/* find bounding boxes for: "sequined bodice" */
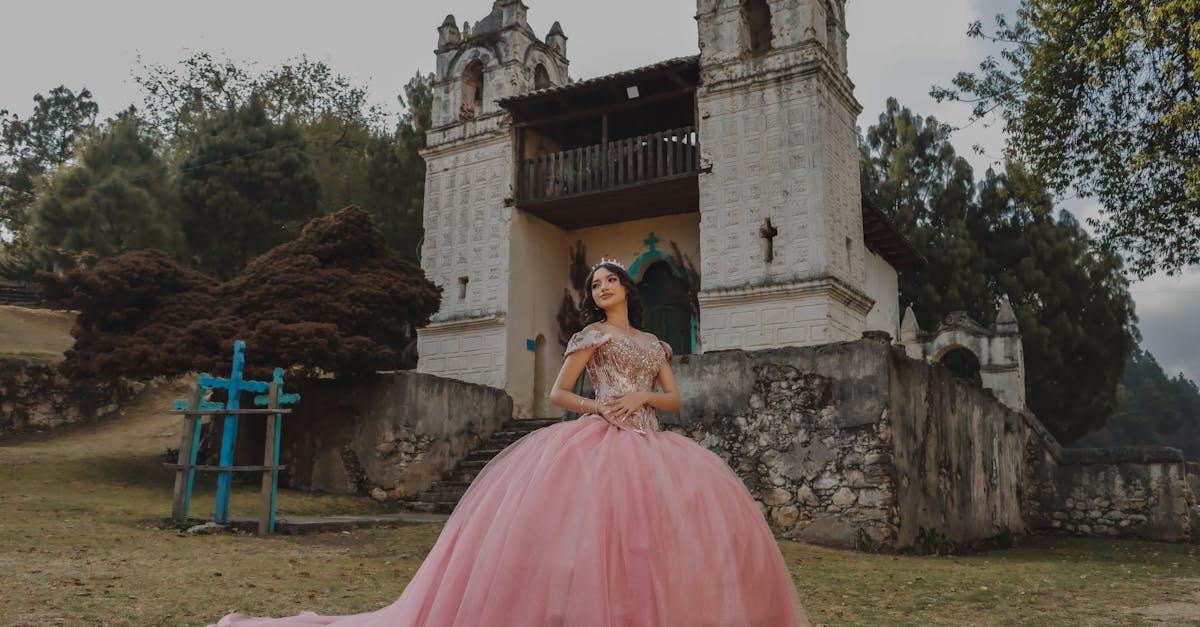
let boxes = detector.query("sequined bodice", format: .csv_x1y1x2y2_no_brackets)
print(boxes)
565,328,673,432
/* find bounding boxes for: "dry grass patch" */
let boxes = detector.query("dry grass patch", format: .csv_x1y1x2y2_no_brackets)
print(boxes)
0,384,1196,626
0,305,75,365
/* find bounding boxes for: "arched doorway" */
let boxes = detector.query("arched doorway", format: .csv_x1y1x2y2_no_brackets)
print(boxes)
935,346,983,386
532,334,555,417
637,261,694,355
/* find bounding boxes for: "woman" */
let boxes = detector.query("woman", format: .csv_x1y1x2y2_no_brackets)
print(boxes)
212,260,807,627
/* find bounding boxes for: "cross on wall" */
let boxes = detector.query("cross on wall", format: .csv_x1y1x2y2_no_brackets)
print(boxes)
759,218,779,263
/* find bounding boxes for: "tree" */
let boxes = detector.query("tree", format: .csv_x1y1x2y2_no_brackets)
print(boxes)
136,54,427,260
0,87,99,276
29,109,181,266
362,73,433,260
861,98,1137,442
177,96,319,280
135,53,385,142
932,1,1200,277
1077,348,1200,459
976,165,1137,441
859,98,992,324
39,206,441,380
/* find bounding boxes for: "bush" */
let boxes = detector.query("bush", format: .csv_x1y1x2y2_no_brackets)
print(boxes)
38,206,440,380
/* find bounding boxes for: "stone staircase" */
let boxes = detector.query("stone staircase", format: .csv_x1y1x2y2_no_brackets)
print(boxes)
406,417,562,514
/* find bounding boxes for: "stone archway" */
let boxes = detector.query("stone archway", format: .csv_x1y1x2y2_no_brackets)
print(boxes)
933,344,983,386
899,297,1026,412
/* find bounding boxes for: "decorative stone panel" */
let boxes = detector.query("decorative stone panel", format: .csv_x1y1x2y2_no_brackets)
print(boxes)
417,316,506,389
421,138,513,323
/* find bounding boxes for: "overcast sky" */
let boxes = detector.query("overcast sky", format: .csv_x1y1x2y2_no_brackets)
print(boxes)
2,0,1196,383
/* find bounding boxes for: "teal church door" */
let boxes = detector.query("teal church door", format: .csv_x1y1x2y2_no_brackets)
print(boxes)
637,262,693,355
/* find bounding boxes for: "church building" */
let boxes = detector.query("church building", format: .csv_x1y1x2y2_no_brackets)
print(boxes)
416,0,921,417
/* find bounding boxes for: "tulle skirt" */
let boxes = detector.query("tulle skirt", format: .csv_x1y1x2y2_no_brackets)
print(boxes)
212,417,808,627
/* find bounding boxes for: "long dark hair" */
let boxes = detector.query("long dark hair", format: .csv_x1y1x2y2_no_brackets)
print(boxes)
580,262,643,328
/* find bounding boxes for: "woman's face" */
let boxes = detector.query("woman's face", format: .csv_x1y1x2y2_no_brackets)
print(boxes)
590,266,626,310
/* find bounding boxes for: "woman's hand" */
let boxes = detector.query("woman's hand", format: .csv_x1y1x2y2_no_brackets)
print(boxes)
602,392,647,426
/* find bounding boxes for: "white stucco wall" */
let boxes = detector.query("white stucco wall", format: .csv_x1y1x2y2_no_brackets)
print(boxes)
505,211,570,417
864,250,900,338
570,213,701,278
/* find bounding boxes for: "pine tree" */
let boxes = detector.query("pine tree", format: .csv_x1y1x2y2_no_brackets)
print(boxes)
178,97,319,280
861,98,1137,442
30,109,181,265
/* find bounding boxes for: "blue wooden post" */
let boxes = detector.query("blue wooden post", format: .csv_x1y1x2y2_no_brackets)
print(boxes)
201,341,269,523
254,368,300,534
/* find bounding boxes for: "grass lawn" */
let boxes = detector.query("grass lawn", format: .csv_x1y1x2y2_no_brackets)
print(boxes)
0,381,1197,626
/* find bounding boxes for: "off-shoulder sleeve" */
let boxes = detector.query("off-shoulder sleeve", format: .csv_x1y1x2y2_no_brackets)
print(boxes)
659,340,674,361
564,328,612,357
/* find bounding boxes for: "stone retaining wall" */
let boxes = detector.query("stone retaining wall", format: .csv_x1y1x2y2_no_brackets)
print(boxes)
276,371,512,498
665,339,1192,549
0,362,141,436
1044,448,1193,540
887,354,1027,549
664,341,905,549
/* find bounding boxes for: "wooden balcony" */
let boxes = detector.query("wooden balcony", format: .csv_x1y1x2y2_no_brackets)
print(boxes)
516,126,699,229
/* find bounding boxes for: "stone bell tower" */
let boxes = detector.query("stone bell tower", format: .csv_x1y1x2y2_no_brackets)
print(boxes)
695,0,871,351
417,0,569,391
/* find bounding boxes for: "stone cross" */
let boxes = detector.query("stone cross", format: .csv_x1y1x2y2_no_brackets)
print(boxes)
759,218,779,263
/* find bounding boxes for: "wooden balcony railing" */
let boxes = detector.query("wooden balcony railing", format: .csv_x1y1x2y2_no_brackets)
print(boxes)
518,126,698,204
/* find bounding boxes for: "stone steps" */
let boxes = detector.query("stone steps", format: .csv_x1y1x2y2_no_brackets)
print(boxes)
406,417,561,514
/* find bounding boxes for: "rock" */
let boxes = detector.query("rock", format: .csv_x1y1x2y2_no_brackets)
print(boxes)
370,487,389,502
798,517,856,547
857,488,883,508
187,522,226,535
762,487,790,506
831,487,856,507
795,485,817,506
772,505,800,528
813,473,839,490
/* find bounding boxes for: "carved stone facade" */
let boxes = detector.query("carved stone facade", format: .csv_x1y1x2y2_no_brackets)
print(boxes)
418,1,570,398
695,0,872,350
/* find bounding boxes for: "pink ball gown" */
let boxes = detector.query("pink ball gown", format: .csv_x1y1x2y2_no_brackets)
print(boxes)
212,328,808,626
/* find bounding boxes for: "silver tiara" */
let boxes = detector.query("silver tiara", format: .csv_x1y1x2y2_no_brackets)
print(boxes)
591,257,626,271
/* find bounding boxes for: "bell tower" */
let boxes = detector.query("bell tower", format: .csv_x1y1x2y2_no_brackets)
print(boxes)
418,1,569,395
694,0,870,350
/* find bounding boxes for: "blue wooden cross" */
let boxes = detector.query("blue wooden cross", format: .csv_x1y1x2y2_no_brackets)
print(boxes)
252,367,300,533
201,340,270,523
